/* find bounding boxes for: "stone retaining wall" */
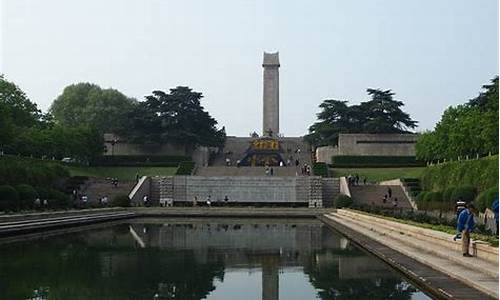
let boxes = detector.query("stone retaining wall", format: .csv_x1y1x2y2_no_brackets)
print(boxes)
150,175,326,207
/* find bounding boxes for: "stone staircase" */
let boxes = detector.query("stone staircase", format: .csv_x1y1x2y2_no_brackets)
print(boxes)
349,184,412,209
325,209,499,298
195,166,301,177
322,178,340,207
80,179,136,204
212,136,312,166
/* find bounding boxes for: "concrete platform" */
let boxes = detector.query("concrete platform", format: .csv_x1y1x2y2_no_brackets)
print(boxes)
321,210,498,299
131,206,331,218
0,210,136,236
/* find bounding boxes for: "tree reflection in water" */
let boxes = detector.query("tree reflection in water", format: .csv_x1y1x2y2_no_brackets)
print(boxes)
0,219,426,300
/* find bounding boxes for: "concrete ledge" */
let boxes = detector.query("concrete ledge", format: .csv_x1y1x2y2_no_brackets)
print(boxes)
319,215,496,300
332,212,499,282
325,211,498,298
341,209,498,264
128,207,333,218
0,211,136,236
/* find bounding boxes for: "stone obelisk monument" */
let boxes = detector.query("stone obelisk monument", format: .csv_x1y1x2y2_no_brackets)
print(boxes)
262,52,280,137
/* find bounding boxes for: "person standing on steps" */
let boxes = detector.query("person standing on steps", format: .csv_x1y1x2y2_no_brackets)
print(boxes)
457,203,477,257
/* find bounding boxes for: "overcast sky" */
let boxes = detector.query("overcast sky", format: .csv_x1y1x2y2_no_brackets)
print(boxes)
1,0,498,136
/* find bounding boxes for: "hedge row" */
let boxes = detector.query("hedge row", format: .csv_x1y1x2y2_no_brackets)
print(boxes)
0,157,69,187
415,185,499,213
335,194,353,208
175,161,196,175
417,186,477,203
312,162,328,177
420,155,498,193
331,155,424,168
0,184,71,211
91,155,190,167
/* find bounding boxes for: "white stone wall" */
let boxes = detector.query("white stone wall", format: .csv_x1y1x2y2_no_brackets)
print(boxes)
152,175,325,206
316,146,339,163
337,133,417,156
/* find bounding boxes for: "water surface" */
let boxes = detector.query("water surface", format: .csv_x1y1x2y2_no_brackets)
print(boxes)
0,218,431,300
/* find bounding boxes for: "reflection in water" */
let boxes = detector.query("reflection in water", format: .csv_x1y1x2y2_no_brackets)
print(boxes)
0,218,430,300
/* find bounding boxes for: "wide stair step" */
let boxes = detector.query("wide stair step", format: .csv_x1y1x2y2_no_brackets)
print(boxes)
325,210,499,298
350,185,412,209
195,166,300,177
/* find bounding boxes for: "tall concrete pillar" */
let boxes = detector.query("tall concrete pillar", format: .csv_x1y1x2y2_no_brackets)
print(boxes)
262,52,280,137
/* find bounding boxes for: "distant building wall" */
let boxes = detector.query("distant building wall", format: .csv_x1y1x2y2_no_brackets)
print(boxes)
337,134,417,156
315,146,339,163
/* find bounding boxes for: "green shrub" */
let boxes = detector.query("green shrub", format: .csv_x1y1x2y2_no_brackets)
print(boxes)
442,187,455,203
401,178,420,183
15,184,38,209
335,194,353,208
420,156,498,192
312,162,328,177
422,191,441,202
331,156,424,168
451,186,477,203
0,157,69,187
0,185,19,211
36,187,72,209
476,186,499,212
175,161,196,175
111,194,130,207
416,191,428,202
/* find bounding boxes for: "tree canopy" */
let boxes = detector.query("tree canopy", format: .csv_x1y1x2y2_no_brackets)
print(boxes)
305,89,417,146
50,83,136,134
127,86,226,150
416,77,499,161
0,77,103,161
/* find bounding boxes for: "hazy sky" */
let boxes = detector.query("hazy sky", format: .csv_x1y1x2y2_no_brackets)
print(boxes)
1,0,498,136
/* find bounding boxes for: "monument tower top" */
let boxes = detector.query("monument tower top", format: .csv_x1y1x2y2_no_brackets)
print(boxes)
263,52,280,67
262,52,280,137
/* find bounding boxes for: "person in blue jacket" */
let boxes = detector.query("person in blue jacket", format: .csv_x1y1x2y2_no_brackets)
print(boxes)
492,197,499,235
457,203,477,257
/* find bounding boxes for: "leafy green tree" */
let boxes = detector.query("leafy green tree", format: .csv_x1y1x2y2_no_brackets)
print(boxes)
416,77,499,161
0,75,42,128
127,86,226,150
49,83,136,134
306,89,417,146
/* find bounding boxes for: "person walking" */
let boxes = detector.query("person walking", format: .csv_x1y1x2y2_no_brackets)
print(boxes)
270,167,274,176
387,187,392,198
206,195,212,207
457,203,477,257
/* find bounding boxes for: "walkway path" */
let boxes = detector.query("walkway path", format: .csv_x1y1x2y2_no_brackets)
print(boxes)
322,209,498,299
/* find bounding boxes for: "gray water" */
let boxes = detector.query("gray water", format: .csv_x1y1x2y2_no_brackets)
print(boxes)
0,218,432,300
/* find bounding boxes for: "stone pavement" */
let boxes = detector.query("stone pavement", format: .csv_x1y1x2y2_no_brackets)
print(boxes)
349,184,413,209
324,209,498,299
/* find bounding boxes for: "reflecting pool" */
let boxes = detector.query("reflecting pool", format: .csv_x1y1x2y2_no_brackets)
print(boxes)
0,218,432,300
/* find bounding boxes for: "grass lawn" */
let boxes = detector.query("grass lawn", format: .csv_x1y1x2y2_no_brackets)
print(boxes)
67,166,177,181
330,167,425,182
